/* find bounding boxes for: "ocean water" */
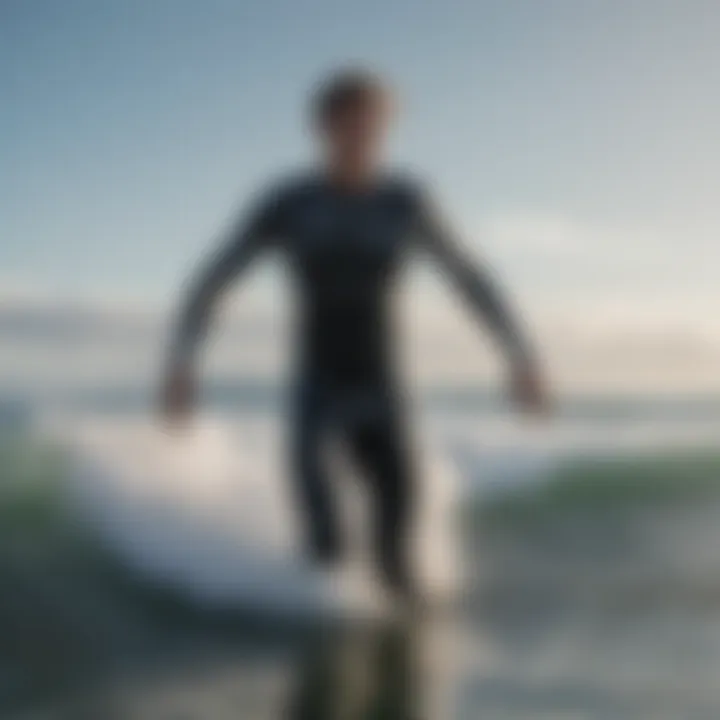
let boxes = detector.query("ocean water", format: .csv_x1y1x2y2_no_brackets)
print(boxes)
2,387,720,719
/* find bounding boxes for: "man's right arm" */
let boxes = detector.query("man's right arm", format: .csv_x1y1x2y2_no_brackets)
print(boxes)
410,182,549,415
161,188,286,421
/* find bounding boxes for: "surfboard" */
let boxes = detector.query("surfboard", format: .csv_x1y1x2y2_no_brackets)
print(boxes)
56,415,463,620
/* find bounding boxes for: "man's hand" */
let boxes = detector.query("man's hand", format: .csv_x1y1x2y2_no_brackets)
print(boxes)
159,363,196,427
509,363,550,417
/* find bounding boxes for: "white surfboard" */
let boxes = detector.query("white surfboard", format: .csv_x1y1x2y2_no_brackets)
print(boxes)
54,415,463,620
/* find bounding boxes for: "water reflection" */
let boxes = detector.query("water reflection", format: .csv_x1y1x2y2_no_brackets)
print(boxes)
287,621,421,720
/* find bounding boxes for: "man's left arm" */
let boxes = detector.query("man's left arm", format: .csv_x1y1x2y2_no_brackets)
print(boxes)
413,186,547,411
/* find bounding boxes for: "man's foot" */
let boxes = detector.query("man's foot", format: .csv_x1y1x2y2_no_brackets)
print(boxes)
309,536,344,568
380,563,426,617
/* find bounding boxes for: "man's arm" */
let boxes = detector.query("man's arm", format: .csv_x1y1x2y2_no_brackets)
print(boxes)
161,189,286,421
413,187,546,411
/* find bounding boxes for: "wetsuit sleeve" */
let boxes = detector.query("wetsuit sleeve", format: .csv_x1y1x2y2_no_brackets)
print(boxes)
167,188,287,369
413,187,535,371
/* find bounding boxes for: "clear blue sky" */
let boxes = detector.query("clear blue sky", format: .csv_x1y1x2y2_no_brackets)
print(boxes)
3,0,719,302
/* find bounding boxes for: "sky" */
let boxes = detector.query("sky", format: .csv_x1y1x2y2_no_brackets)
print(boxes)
2,0,720,391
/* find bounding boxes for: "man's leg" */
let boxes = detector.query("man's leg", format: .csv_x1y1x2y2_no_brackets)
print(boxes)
291,384,343,565
346,409,416,597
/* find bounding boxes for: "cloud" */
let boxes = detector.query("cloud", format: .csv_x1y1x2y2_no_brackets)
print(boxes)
0,283,718,396
481,211,720,296
2,205,719,397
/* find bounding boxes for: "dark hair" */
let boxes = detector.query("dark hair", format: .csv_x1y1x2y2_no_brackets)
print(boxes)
312,68,390,128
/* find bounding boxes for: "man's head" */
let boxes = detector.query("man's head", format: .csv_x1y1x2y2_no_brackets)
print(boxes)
311,69,394,183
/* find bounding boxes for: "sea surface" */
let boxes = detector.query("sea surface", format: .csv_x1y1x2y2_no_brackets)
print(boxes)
2,385,720,719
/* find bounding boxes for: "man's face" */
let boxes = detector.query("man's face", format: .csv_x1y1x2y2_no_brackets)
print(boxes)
321,97,391,176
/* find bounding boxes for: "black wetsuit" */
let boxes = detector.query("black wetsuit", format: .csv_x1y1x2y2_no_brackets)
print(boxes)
170,172,532,595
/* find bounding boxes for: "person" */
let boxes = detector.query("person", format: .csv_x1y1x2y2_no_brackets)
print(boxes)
160,68,548,602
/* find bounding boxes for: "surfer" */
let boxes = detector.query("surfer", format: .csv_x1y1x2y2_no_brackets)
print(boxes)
160,69,548,602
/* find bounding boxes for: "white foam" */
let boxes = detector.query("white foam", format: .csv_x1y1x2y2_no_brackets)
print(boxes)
53,414,463,619
43,404,720,620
